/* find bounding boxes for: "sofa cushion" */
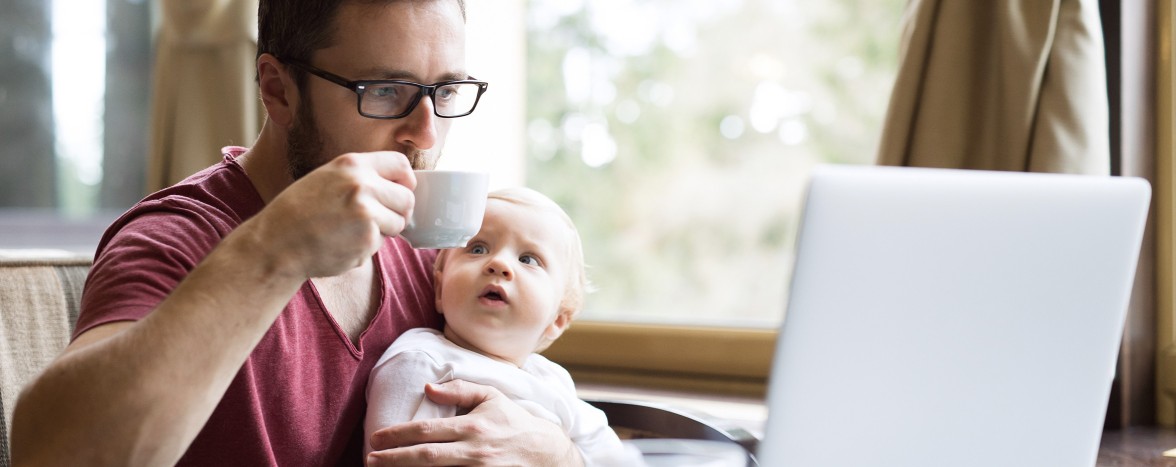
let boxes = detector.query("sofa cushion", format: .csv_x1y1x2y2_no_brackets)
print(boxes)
0,250,91,467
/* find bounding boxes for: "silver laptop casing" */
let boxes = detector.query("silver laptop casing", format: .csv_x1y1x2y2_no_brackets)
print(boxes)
759,165,1150,467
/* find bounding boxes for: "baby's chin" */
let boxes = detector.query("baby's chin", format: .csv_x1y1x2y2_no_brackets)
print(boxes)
445,327,532,366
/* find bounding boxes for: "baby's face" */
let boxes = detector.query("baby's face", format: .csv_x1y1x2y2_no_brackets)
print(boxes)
435,199,572,366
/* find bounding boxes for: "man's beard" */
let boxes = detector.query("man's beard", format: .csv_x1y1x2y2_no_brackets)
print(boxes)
286,100,439,181
285,97,324,181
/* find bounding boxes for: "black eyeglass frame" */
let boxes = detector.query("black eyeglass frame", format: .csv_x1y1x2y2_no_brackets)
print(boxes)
281,58,489,119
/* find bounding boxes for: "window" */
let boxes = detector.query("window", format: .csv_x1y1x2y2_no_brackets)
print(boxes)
0,0,150,250
444,1,907,392
518,0,905,327
4,0,905,329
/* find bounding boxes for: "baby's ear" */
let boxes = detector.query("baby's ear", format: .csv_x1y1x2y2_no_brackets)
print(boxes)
543,310,573,342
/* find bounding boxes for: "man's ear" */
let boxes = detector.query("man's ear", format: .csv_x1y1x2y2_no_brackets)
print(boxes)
257,53,298,128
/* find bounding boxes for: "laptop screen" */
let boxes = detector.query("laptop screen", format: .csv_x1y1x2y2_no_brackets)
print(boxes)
758,165,1150,467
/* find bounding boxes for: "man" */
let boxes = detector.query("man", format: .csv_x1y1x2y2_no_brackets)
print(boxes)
11,0,585,465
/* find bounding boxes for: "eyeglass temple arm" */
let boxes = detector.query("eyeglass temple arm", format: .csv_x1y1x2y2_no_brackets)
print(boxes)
285,58,355,89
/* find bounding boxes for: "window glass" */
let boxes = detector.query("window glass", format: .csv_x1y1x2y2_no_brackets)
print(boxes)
0,1,149,212
0,0,150,250
525,0,905,326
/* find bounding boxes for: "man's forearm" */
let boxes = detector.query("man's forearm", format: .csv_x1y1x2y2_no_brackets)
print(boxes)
10,222,306,466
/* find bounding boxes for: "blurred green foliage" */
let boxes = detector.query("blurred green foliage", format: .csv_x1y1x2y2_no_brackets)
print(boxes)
526,0,905,326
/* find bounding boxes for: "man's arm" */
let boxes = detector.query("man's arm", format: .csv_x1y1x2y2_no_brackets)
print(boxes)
10,152,417,466
367,380,585,467
12,233,306,466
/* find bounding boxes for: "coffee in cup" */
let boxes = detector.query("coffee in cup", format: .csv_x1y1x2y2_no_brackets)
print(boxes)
400,170,490,249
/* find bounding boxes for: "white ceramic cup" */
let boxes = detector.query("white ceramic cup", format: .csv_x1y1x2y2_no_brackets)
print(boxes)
399,170,490,249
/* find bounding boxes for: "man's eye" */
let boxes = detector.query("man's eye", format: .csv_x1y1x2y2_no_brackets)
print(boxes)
371,86,401,98
436,86,457,100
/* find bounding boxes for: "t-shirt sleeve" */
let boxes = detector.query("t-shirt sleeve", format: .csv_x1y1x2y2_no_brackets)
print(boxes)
364,349,457,456
74,198,231,339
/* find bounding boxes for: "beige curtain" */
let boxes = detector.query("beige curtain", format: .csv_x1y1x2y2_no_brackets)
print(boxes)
148,0,262,192
876,0,1109,174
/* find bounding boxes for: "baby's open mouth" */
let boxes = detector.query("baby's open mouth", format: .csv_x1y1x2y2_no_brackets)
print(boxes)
480,285,508,304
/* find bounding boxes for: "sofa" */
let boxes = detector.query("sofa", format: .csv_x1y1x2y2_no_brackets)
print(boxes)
0,250,91,467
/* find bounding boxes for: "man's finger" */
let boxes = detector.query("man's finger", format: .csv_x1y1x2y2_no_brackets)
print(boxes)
367,444,472,467
363,199,407,238
362,151,417,190
369,416,463,451
423,380,504,409
366,176,415,219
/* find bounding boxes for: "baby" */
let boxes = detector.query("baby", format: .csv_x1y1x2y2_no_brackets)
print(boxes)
364,187,641,465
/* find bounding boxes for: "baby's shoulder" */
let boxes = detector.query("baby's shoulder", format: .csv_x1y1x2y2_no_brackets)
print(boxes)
523,354,576,387
374,328,447,365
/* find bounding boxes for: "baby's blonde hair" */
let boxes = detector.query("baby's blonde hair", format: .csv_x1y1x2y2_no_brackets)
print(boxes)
434,187,591,350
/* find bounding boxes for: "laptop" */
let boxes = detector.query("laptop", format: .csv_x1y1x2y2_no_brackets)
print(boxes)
757,165,1151,467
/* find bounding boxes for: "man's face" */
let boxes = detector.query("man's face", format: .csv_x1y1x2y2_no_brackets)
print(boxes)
287,0,467,179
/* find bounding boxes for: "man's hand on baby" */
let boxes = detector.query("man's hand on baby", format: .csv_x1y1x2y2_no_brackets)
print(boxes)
366,379,584,467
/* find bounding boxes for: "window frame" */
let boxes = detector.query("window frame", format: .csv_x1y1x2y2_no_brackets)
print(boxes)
542,322,776,397
1155,0,1176,427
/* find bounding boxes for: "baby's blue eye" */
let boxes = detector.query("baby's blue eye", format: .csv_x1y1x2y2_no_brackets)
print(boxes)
470,245,488,254
519,254,539,266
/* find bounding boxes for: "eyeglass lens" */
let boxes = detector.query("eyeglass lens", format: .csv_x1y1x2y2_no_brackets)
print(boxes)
361,82,482,118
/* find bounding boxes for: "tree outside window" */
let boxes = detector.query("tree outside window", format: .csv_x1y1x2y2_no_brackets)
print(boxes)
525,0,905,326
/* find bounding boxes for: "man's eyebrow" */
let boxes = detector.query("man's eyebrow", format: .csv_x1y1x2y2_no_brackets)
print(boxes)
355,67,470,82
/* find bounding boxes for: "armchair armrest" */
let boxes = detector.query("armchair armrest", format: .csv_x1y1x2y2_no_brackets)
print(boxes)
584,398,760,465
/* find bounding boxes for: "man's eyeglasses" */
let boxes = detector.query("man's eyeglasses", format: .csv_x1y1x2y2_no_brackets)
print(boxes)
281,58,489,119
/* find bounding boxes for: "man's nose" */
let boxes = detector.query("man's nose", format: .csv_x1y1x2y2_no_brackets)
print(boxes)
393,96,438,150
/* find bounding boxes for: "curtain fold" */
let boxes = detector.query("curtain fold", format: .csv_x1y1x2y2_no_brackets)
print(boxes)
876,0,1109,174
148,0,262,193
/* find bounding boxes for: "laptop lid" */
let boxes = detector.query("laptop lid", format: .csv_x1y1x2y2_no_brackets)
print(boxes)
757,165,1150,467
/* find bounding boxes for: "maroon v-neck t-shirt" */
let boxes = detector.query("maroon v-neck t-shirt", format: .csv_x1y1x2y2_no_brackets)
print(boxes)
75,147,441,466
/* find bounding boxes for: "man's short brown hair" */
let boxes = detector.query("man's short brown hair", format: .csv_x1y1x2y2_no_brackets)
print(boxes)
256,0,466,89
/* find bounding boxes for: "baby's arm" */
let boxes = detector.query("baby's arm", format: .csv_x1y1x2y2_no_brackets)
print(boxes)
544,361,646,466
570,399,647,466
364,350,456,456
